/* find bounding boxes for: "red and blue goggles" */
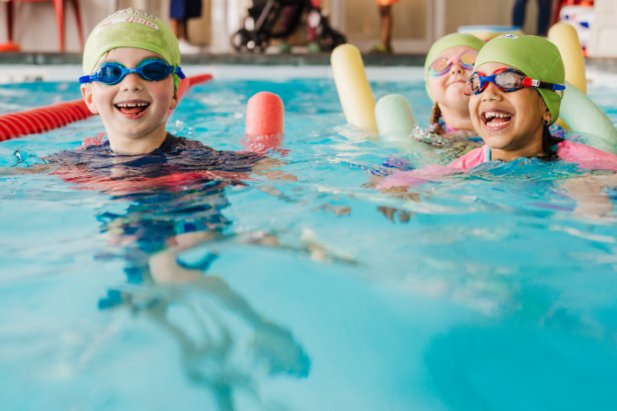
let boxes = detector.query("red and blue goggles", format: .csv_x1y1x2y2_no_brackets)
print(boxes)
464,68,566,96
79,58,185,85
428,50,477,77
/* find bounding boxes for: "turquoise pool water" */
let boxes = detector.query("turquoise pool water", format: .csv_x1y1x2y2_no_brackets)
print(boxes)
1,66,617,410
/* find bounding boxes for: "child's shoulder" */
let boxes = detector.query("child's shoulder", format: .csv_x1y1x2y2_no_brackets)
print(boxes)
158,134,214,153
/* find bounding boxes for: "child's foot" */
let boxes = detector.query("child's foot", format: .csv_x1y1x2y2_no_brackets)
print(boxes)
178,39,201,54
307,41,321,53
278,42,291,54
369,43,393,54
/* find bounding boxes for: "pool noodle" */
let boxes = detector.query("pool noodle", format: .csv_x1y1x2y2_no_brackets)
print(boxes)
375,94,416,151
560,81,617,154
548,23,617,152
548,22,587,94
0,74,213,142
374,93,439,161
330,44,378,134
243,91,284,154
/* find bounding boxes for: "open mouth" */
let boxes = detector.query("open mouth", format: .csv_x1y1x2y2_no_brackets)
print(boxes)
114,101,150,116
482,110,512,130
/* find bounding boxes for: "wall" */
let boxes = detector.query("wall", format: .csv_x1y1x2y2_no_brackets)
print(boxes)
0,0,540,54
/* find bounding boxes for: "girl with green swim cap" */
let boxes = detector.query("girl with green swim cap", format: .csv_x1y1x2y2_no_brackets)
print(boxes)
453,34,617,167
379,35,617,191
409,33,484,163
423,33,484,137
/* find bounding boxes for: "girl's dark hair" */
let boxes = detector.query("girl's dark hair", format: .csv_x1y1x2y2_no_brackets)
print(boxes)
429,102,445,135
541,125,563,161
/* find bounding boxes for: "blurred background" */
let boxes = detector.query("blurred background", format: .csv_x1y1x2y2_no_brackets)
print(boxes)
0,0,611,56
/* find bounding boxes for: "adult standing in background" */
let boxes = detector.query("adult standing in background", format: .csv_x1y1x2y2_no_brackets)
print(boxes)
512,0,553,36
371,0,399,53
170,0,203,53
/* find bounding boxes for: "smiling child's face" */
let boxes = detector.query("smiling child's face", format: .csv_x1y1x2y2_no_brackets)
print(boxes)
469,62,549,161
81,47,178,155
427,46,476,115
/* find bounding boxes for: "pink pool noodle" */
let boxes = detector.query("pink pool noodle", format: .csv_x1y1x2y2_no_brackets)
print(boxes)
243,92,284,154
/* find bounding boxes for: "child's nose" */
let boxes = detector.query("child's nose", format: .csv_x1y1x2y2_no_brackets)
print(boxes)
450,62,465,75
481,82,502,101
119,73,144,91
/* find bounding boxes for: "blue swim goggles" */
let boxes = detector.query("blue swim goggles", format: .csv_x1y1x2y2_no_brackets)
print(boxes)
79,58,186,85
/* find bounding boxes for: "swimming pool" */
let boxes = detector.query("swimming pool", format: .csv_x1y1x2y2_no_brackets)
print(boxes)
1,65,617,410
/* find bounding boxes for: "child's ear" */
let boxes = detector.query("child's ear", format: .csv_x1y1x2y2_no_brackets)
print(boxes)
169,89,179,110
81,84,99,114
543,108,552,125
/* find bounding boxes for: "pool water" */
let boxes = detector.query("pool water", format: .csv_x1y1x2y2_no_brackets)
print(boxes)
1,66,617,410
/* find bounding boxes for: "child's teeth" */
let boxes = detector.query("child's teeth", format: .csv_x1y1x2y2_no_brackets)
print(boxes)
117,103,147,107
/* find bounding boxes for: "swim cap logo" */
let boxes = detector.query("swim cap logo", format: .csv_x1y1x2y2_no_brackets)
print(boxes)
95,8,160,32
502,34,519,39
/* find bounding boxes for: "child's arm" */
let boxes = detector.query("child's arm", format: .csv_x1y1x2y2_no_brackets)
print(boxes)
561,173,617,219
0,163,54,175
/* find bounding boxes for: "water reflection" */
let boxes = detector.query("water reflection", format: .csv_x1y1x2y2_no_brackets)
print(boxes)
47,140,311,409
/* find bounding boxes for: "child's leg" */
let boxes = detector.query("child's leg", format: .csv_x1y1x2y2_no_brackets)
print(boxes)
378,5,393,50
536,0,552,36
511,0,528,28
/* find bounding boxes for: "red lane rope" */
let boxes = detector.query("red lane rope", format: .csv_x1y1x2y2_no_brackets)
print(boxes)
0,74,213,143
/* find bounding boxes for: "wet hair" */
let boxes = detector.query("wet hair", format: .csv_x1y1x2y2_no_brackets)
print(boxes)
541,125,563,161
429,102,445,135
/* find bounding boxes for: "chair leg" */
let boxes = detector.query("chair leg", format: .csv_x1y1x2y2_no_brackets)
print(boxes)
6,1,15,43
70,0,84,49
53,0,65,52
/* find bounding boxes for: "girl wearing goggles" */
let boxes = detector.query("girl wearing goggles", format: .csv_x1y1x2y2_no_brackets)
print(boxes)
467,62,568,162
379,34,617,195
423,33,483,142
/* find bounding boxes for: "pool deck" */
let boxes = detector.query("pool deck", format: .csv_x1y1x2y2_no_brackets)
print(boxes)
0,51,422,66
1,52,617,72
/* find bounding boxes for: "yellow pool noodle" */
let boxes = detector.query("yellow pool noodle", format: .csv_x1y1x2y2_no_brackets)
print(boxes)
330,44,378,134
549,22,587,94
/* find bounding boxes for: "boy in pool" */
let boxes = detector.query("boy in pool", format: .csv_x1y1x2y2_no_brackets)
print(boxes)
44,7,291,190
379,34,617,190
73,8,255,159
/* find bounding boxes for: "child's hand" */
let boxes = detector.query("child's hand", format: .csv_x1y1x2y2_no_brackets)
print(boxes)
561,175,617,220
252,158,297,181
378,206,413,223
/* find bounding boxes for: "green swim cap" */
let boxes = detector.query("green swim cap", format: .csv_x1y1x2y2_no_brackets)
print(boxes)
474,34,565,124
424,33,484,100
82,8,182,90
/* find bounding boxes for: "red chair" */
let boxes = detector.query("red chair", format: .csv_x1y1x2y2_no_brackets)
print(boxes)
2,0,84,52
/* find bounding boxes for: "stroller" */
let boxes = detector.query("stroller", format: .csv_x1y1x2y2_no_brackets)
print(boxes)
231,0,346,53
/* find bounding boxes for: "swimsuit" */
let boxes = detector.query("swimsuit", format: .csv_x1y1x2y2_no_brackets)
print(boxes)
378,140,617,189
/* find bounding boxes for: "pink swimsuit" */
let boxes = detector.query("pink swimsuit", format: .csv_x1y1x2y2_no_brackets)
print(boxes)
378,140,617,190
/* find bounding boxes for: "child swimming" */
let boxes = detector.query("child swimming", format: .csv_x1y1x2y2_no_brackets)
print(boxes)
423,33,484,137
408,33,485,163
379,34,617,190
